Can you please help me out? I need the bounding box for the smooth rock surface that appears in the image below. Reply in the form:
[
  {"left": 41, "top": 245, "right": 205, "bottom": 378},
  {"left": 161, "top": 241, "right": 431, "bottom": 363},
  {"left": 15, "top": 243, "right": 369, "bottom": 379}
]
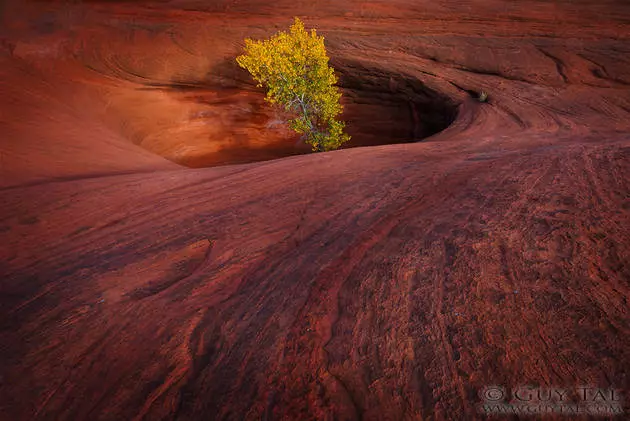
[{"left": 1, "top": 1, "right": 629, "bottom": 420}]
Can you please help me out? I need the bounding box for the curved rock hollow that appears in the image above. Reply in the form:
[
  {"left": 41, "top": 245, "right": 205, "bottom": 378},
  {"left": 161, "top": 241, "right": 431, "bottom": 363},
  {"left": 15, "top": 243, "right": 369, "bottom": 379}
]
[
  {"left": 1, "top": 3, "right": 459, "bottom": 170},
  {"left": 336, "top": 60, "right": 458, "bottom": 147}
]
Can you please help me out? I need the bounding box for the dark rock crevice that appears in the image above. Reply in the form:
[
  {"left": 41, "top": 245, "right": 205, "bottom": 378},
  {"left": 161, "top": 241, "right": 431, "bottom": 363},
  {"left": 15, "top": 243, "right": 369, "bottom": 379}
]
[{"left": 327, "top": 60, "right": 458, "bottom": 148}]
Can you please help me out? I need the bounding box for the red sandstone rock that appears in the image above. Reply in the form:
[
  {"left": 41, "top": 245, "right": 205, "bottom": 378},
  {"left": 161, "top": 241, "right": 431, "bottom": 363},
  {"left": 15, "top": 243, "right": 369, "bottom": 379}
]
[{"left": 1, "top": 1, "right": 629, "bottom": 420}]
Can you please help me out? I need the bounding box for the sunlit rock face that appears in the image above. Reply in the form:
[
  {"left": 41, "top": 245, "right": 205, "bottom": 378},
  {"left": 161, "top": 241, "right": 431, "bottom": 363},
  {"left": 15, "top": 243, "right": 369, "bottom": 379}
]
[{"left": 1, "top": 1, "right": 629, "bottom": 420}]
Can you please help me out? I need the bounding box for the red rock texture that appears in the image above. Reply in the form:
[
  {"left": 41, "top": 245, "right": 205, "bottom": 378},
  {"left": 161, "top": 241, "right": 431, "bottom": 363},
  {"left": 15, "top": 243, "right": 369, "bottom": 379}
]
[{"left": 1, "top": 1, "right": 629, "bottom": 420}]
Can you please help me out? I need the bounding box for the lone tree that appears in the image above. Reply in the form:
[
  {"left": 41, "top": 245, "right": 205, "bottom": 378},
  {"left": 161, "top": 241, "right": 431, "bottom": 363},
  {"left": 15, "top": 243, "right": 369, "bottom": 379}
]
[{"left": 236, "top": 18, "right": 350, "bottom": 152}]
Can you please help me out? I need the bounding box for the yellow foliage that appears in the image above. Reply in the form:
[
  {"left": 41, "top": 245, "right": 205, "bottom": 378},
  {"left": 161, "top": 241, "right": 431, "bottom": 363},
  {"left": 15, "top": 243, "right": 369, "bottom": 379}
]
[{"left": 236, "top": 17, "right": 350, "bottom": 151}]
